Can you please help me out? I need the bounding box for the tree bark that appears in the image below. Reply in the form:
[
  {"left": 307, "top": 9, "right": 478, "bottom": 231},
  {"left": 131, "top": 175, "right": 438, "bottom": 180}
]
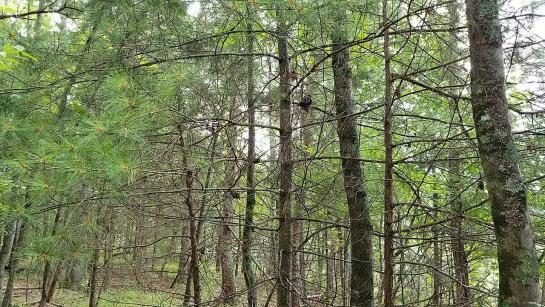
[
  {"left": 1, "top": 219, "right": 23, "bottom": 307},
  {"left": 445, "top": 3, "right": 472, "bottom": 305},
  {"left": 275, "top": 6, "right": 293, "bottom": 307},
  {"left": 449, "top": 148, "right": 471, "bottom": 306},
  {"left": 170, "top": 225, "right": 188, "bottom": 288},
  {"left": 331, "top": 10, "right": 374, "bottom": 307},
  {"left": 291, "top": 106, "right": 310, "bottom": 307},
  {"left": 46, "top": 264, "right": 62, "bottom": 302},
  {"left": 382, "top": 0, "right": 395, "bottom": 305},
  {"left": 218, "top": 108, "right": 237, "bottom": 303},
  {"left": 465, "top": 0, "right": 540, "bottom": 304},
  {"left": 0, "top": 220, "right": 17, "bottom": 299},
  {"left": 432, "top": 194, "right": 442, "bottom": 306},
  {"left": 177, "top": 125, "right": 201, "bottom": 306},
  {"left": 39, "top": 208, "right": 62, "bottom": 307},
  {"left": 242, "top": 3, "right": 258, "bottom": 305},
  {"left": 88, "top": 248, "right": 99, "bottom": 307},
  {"left": 541, "top": 272, "right": 545, "bottom": 306},
  {"left": 186, "top": 163, "right": 200, "bottom": 306}
]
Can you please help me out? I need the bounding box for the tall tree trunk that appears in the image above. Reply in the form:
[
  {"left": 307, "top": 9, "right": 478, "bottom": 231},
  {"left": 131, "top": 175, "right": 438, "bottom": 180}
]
[
  {"left": 331, "top": 9, "right": 374, "bottom": 307},
  {"left": 541, "top": 272, "right": 545, "bottom": 306},
  {"left": 46, "top": 264, "right": 62, "bottom": 302},
  {"left": 39, "top": 208, "right": 62, "bottom": 307},
  {"left": 325, "top": 229, "right": 334, "bottom": 304},
  {"left": 218, "top": 108, "right": 237, "bottom": 303},
  {"left": 465, "top": 0, "right": 540, "bottom": 304},
  {"left": 291, "top": 215, "right": 301, "bottom": 307},
  {"left": 185, "top": 150, "right": 200, "bottom": 306},
  {"left": 446, "top": 3, "right": 471, "bottom": 305},
  {"left": 33, "top": 0, "right": 46, "bottom": 34},
  {"left": 0, "top": 220, "right": 17, "bottom": 298},
  {"left": 242, "top": 4, "right": 257, "bottom": 305},
  {"left": 275, "top": 6, "right": 293, "bottom": 307},
  {"left": 449, "top": 146, "right": 471, "bottom": 306},
  {"left": 1, "top": 219, "right": 23, "bottom": 307},
  {"left": 432, "top": 194, "right": 442, "bottom": 306},
  {"left": 177, "top": 124, "right": 200, "bottom": 306},
  {"left": 292, "top": 106, "right": 310, "bottom": 307},
  {"left": 170, "top": 225, "right": 188, "bottom": 288},
  {"left": 382, "top": 0, "right": 395, "bottom": 305},
  {"left": 88, "top": 248, "right": 99, "bottom": 307}
]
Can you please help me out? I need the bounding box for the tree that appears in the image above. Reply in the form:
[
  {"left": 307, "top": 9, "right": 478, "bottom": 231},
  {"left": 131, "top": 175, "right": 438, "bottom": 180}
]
[
  {"left": 331, "top": 7, "right": 374, "bottom": 307},
  {"left": 275, "top": 4, "right": 293, "bottom": 307},
  {"left": 242, "top": 3, "right": 258, "bottom": 306},
  {"left": 382, "top": 0, "right": 395, "bottom": 305},
  {"left": 465, "top": 0, "right": 540, "bottom": 304}
]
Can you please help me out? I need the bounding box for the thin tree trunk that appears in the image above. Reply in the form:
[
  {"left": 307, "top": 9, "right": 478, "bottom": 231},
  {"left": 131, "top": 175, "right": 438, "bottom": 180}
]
[
  {"left": 88, "top": 248, "right": 99, "bottom": 307},
  {"left": 449, "top": 145, "right": 471, "bottom": 306},
  {"left": 275, "top": 6, "right": 293, "bottom": 307},
  {"left": 182, "top": 273, "right": 192, "bottom": 307},
  {"left": 33, "top": 0, "right": 46, "bottom": 34},
  {"left": 446, "top": 3, "right": 471, "bottom": 305},
  {"left": 331, "top": 10, "right": 374, "bottom": 306},
  {"left": 292, "top": 106, "right": 310, "bottom": 307},
  {"left": 325, "top": 229, "right": 333, "bottom": 304},
  {"left": 190, "top": 182, "right": 200, "bottom": 302},
  {"left": 170, "top": 226, "right": 188, "bottom": 288},
  {"left": 1, "top": 219, "right": 23, "bottom": 307},
  {"left": 218, "top": 107, "right": 237, "bottom": 303},
  {"left": 46, "top": 264, "right": 62, "bottom": 302},
  {"left": 39, "top": 208, "right": 62, "bottom": 307},
  {"left": 176, "top": 123, "right": 200, "bottom": 306},
  {"left": 465, "top": 0, "right": 540, "bottom": 304},
  {"left": 541, "top": 273, "right": 545, "bottom": 306},
  {"left": 242, "top": 4, "right": 258, "bottom": 302},
  {"left": 291, "top": 206, "right": 302, "bottom": 307},
  {"left": 382, "top": 0, "right": 395, "bottom": 305},
  {"left": 0, "top": 220, "right": 17, "bottom": 298},
  {"left": 432, "top": 194, "right": 442, "bottom": 306}
]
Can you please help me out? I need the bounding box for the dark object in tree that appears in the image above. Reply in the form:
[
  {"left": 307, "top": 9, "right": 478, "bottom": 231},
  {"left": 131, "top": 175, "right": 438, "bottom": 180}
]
[
  {"left": 229, "top": 189, "right": 240, "bottom": 199},
  {"left": 287, "top": 71, "right": 298, "bottom": 83},
  {"left": 477, "top": 179, "right": 484, "bottom": 191},
  {"left": 186, "top": 170, "right": 195, "bottom": 184},
  {"left": 393, "top": 87, "right": 401, "bottom": 100},
  {"left": 299, "top": 93, "right": 312, "bottom": 112}
]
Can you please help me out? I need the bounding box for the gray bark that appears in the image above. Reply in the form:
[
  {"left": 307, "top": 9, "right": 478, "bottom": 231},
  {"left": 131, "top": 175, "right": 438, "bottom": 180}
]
[
  {"left": 275, "top": 6, "right": 293, "bottom": 307},
  {"left": 242, "top": 2, "right": 258, "bottom": 305},
  {"left": 0, "top": 221, "right": 17, "bottom": 299},
  {"left": 465, "top": 0, "right": 540, "bottom": 304},
  {"left": 331, "top": 9, "right": 374, "bottom": 306},
  {"left": 218, "top": 108, "right": 237, "bottom": 303},
  {"left": 382, "top": 0, "right": 395, "bottom": 305},
  {"left": 1, "top": 219, "right": 23, "bottom": 307}
]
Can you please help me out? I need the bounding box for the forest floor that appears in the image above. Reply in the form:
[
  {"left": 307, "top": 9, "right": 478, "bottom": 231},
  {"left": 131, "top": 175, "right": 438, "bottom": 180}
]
[
  {"left": 9, "top": 272, "right": 183, "bottom": 307},
  {"left": 6, "top": 260, "right": 285, "bottom": 306},
  {"left": 11, "top": 284, "right": 183, "bottom": 307}
]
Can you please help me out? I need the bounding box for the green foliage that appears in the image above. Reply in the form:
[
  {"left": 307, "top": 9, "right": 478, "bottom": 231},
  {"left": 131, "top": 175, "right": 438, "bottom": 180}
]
[{"left": 0, "top": 43, "right": 36, "bottom": 71}]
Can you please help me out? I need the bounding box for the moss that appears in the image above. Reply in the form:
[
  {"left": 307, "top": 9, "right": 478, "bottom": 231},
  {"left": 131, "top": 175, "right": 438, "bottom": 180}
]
[
  {"left": 504, "top": 141, "right": 519, "bottom": 164},
  {"left": 476, "top": 0, "right": 503, "bottom": 44},
  {"left": 477, "top": 0, "right": 498, "bottom": 19},
  {"left": 505, "top": 176, "right": 525, "bottom": 198},
  {"left": 520, "top": 253, "right": 539, "bottom": 285},
  {"left": 480, "top": 134, "right": 492, "bottom": 145}
]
